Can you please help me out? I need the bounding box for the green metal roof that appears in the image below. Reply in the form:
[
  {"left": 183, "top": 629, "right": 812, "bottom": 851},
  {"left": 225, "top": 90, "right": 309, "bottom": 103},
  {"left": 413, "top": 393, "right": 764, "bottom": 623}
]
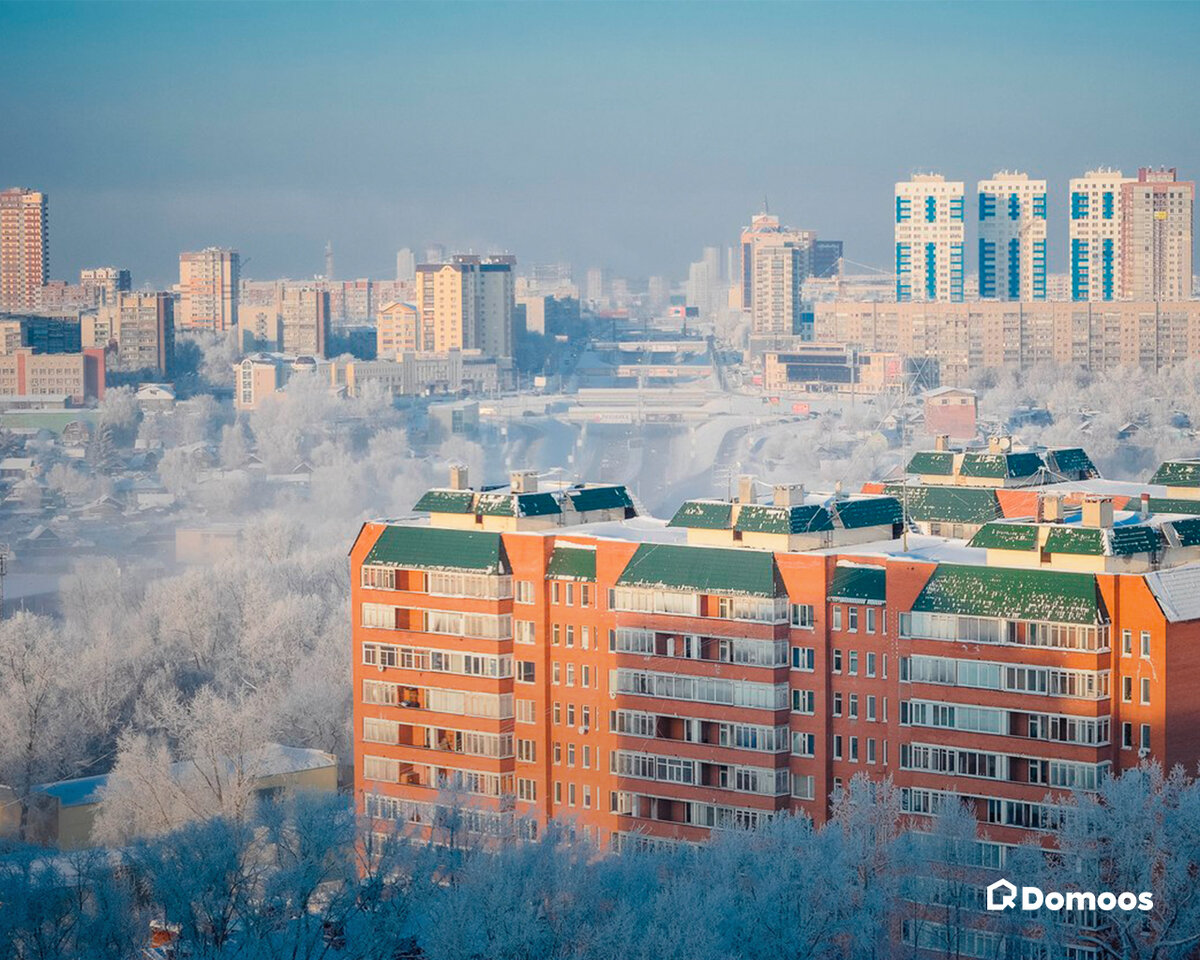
[
  {"left": 886, "top": 484, "right": 1002, "bottom": 524},
  {"left": 474, "top": 491, "right": 562, "bottom": 518},
  {"left": 1107, "top": 525, "right": 1161, "bottom": 556},
  {"left": 1044, "top": 526, "right": 1106, "bottom": 556},
  {"left": 566, "top": 486, "right": 634, "bottom": 513},
  {"left": 668, "top": 500, "right": 733, "bottom": 530},
  {"left": 913, "top": 563, "right": 1105, "bottom": 625},
  {"left": 834, "top": 497, "right": 904, "bottom": 530},
  {"left": 968, "top": 522, "right": 1041, "bottom": 551},
  {"left": 363, "top": 525, "right": 508, "bottom": 574},
  {"left": 907, "top": 451, "right": 955, "bottom": 475},
  {"left": 515, "top": 492, "right": 562, "bottom": 517},
  {"left": 735, "top": 503, "right": 833, "bottom": 534},
  {"left": 1149, "top": 497, "right": 1200, "bottom": 516},
  {"left": 829, "top": 564, "right": 886, "bottom": 604},
  {"left": 1151, "top": 460, "right": 1200, "bottom": 487},
  {"left": 475, "top": 492, "right": 515, "bottom": 516},
  {"left": 960, "top": 451, "right": 1044, "bottom": 479},
  {"left": 616, "top": 543, "right": 782, "bottom": 598},
  {"left": 412, "top": 489, "right": 475, "bottom": 514},
  {"left": 1047, "top": 448, "right": 1098, "bottom": 478},
  {"left": 1168, "top": 517, "right": 1200, "bottom": 547},
  {"left": 546, "top": 545, "right": 597, "bottom": 581}
]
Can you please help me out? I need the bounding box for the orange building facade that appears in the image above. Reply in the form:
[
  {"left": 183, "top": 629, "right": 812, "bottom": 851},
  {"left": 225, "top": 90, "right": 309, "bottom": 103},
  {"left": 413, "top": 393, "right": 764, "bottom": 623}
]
[{"left": 350, "top": 469, "right": 1200, "bottom": 855}]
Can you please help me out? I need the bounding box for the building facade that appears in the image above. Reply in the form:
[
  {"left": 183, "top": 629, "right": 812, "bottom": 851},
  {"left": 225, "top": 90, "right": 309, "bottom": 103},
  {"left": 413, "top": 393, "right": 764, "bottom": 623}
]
[
  {"left": 376, "top": 301, "right": 421, "bottom": 358},
  {"left": 178, "top": 247, "right": 240, "bottom": 332},
  {"left": 79, "top": 267, "right": 131, "bottom": 307},
  {"left": 1069, "top": 169, "right": 1133, "bottom": 301},
  {"left": 278, "top": 287, "right": 330, "bottom": 358},
  {"left": 351, "top": 469, "right": 1200, "bottom": 860},
  {"left": 895, "top": 175, "right": 965, "bottom": 303},
  {"left": 740, "top": 213, "right": 816, "bottom": 335},
  {"left": 977, "top": 172, "right": 1047, "bottom": 301},
  {"left": 96, "top": 291, "right": 175, "bottom": 376},
  {"left": 0, "top": 188, "right": 49, "bottom": 312},
  {"left": 0, "top": 347, "right": 104, "bottom": 403},
  {"left": 416, "top": 255, "right": 514, "bottom": 358},
  {"left": 1120, "top": 167, "right": 1194, "bottom": 302}
]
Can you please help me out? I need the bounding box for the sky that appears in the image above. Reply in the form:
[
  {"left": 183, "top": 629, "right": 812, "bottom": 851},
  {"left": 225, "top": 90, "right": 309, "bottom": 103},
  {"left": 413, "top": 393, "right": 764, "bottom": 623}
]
[{"left": 3, "top": 1, "right": 1200, "bottom": 288}]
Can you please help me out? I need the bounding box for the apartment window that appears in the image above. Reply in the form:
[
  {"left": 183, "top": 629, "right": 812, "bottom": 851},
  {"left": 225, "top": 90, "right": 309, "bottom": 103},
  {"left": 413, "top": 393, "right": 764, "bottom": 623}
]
[
  {"left": 517, "top": 779, "right": 536, "bottom": 801},
  {"left": 515, "top": 580, "right": 534, "bottom": 604},
  {"left": 552, "top": 662, "right": 561, "bottom": 685},
  {"left": 517, "top": 700, "right": 536, "bottom": 724},
  {"left": 516, "top": 661, "right": 536, "bottom": 684},
  {"left": 582, "top": 745, "right": 591, "bottom": 768},
  {"left": 849, "top": 737, "right": 859, "bottom": 762},
  {"left": 566, "top": 583, "right": 575, "bottom": 606},
  {"left": 515, "top": 620, "right": 536, "bottom": 644},
  {"left": 848, "top": 608, "right": 859, "bottom": 633},
  {"left": 566, "top": 704, "right": 576, "bottom": 727},
  {"left": 583, "top": 785, "right": 592, "bottom": 809},
  {"left": 581, "top": 584, "right": 592, "bottom": 607},
  {"left": 867, "top": 695, "right": 877, "bottom": 721},
  {"left": 1122, "top": 722, "right": 1133, "bottom": 749},
  {"left": 793, "top": 731, "right": 815, "bottom": 757},
  {"left": 866, "top": 652, "right": 877, "bottom": 678},
  {"left": 517, "top": 739, "right": 536, "bottom": 762},
  {"left": 581, "top": 706, "right": 591, "bottom": 730},
  {"left": 566, "top": 664, "right": 576, "bottom": 687},
  {"left": 552, "top": 624, "right": 561, "bottom": 646},
  {"left": 554, "top": 781, "right": 562, "bottom": 803},
  {"left": 866, "top": 607, "right": 877, "bottom": 634},
  {"left": 552, "top": 582, "right": 561, "bottom": 604},
  {"left": 832, "top": 606, "right": 843, "bottom": 631},
  {"left": 1122, "top": 676, "right": 1133, "bottom": 702},
  {"left": 568, "top": 783, "right": 576, "bottom": 807},
  {"left": 833, "top": 693, "right": 843, "bottom": 717},
  {"left": 553, "top": 702, "right": 561, "bottom": 724},
  {"left": 566, "top": 625, "right": 575, "bottom": 648},
  {"left": 567, "top": 744, "right": 576, "bottom": 767},
  {"left": 882, "top": 654, "right": 888, "bottom": 679},
  {"left": 791, "top": 603, "right": 815, "bottom": 629},
  {"left": 851, "top": 693, "right": 861, "bottom": 719},
  {"left": 553, "top": 742, "right": 562, "bottom": 764},
  {"left": 1141, "top": 631, "right": 1151, "bottom": 659},
  {"left": 792, "top": 689, "right": 815, "bottom": 714},
  {"left": 881, "top": 607, "right": 887, "bottom": 635},
  {"left": 582, "top": 665, "right": 591, "bottom": 688},
  {"left": 1122, "top": 629, "right": 1132, "bottom": 656},
  {"left": 792, "top": 646, "right": 815, "bottom": 671},
  {"left": 848, "top": 651, "right": 858, "bottom": 676},
  {"left": 833, "top": 735, "right": 843, "bottom": 760},
  {"left": 608, "top": 629, "right": 617, "bottom": 652},
  {"left": 792, "top": 774, "right": 815, "bottom": 800},
  {"left": 867, "top": 738, "right": 877, "bottom": 764},
  {"left": 581, "top": 626, "right": 590, "bottom": 650},
  {"left": 1140, "top": 724, "right": 1151, "bottom": 751},
  {"left": 833, "top": 649, "right": 843, "bottom": 673},
  {"left": 1141, "top": 678, "right": 1151, "bottom": 705}
]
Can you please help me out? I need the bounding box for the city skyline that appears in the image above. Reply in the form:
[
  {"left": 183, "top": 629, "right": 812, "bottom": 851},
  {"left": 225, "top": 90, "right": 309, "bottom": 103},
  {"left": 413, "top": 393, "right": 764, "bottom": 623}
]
[{"left": 4, "top": 1, "right": 1200, "bottom": 286}]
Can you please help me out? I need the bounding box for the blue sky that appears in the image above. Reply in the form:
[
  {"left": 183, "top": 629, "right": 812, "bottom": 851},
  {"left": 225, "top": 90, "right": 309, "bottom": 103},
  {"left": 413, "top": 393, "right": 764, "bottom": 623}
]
[{"left": 3, "top": 1, "right": 1199, "bottom": 287}]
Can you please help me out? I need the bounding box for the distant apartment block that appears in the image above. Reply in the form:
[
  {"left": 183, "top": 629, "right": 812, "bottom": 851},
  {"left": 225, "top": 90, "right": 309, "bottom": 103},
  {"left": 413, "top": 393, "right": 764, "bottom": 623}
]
[
  {"left": 0, "top": 347, "right": 104, "bottom": 403},
  {"left": 376, "top": 301, "right": 421, "bottom": 357},
  {"left": 740, "top": 213, "right": 815, "bottom": 335},
  {"left": 895, "top": 175, "right": 965, "bottom": 302},
  {"left": 331, "top": 351, "right": 500, "bottom": 399},
  {"left": 79, "top": 267, "right": 131, "bottom": 306},
  {"left": 234, "top": 353, "right": 324, "bottom": 411},
  {"left": 416, "top": 254, "right": 515, "bottom": 359},
  {"left": 812, "top": 239, "right": 844, "bottom": 280},
  {"left": 178, "top": 247, "right": 240, "bottom": 332},
  {"left": 813, "top": 299, "right": 1200, "bottom": 386},
  {"left": 763, "top": 344, "right": 921, "bottom": 396},
  {"left": 92, "top": 291, "right": 175, "bottom": 376},
  {"left": 1069, "top": 168, "right": 1133, "bottom": 301},
  {"left": 278, "top": 287, "right": 330, "bottom": 358},
  {"left": 977, "top": 172, "right": 1047, "bottom": 301},
  {"left": 1121, "top": 167, "right": 1194, "bottom": 302},
  {"left": 0, "top": 188, "right": 49, "bottom": 312}
]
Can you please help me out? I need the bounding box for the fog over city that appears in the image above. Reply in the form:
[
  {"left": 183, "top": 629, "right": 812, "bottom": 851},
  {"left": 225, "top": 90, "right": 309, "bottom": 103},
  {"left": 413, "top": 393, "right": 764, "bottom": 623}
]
[{"left": 4, "top": 2, "right": 1200, "bottom": 958}]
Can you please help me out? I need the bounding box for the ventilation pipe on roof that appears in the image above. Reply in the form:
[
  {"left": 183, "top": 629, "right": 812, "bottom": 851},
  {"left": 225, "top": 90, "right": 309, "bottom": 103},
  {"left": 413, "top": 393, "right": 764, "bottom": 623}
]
[
  {"left": 1043, "top": 494, "right": 1064, "bottom": 523},
  {"left": 1081, "top": 495, "right": 1114, "bottom": 529},
  {"left": 738, "top": 475, "right": 756, "bottom": 504},
  {"left": 448, "top": 463, "right": 469, "bottom": 490}
]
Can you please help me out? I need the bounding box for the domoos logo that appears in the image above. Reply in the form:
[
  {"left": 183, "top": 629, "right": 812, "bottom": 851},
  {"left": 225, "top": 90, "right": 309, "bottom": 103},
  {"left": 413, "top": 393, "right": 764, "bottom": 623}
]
[{"left": 986, "top": 878, "right": 1154, "bottom": 913}]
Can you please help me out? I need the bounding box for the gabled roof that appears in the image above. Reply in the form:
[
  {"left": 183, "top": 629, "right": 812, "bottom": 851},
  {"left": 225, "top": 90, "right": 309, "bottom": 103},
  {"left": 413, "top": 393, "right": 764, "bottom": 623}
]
[
  {"left": 735, "top": 503, "right": 833, "bottom": 535},
  {"left": 913, "top": 563, "right": 1106, "bottom": 625},
  {"left": 1149, "top": 497, "right": 1200, "bottom": 516},
  {"left": 833, "top": 497, "right": 903, "bottom": 529},
  {"left": 1046, "top": 448, "right": 1098, "bottom": 478},
  {"left": 1151, "top": 460, "right": 1200, "bottom": 487},
  {"left": 1166, "top": 516, "right": 1200, "bottom": 548},
  {"left": 616, "top": 543, "right": 781, "bottom": 598},
  {"left": 829, "top": 563, "right": 886, "bottom": 605},
  {"left": 887, "top": 484, "right": 1002, "bottom": 524},
  {"left": 968, "top": 522, "right": 1041, "bottom": 551},
  {"left": 1145, "top": 564, "right": 1200, "bottom": 622},
  {"left": 475, "top": 491, "right": 561, "bottom": 518},
  {"left": 669, "top": 500, "right": 733, "bottom": 530},
  {"left": 412, "top": 489, "right": 476, "bottom": 514},
  {"left": 907, "top": 451, "right": 955, "bottom": 475},
  {"left": 566, "top": 486, "right": 634, "bottom": 513},
  {"left": 363, "top": 525, "right": 508, "bottom": 574},
  {"left": 960, "top": 451, "right": 1045, "bottom": 479},
  {"left": 546, "top": 544, "right": 597, "bottom": 581}
]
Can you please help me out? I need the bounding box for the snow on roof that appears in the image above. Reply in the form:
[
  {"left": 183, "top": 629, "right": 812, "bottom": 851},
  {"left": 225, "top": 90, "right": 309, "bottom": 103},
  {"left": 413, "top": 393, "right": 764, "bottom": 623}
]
[{"left": 1144, "top": 564, "right": 1200, "bottom": 623}]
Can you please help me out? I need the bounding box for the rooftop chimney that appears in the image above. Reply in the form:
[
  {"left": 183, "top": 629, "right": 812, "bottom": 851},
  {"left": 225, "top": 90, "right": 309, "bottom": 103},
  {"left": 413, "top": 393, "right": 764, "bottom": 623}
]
[
  {"left": 773, "top": 483, "right": 805, "bottom": 507},
  {"left": 1141, "top": 492, "right": 1151, "bottom": 520},
  {"left": 510, "top": 470, "right": 538, "bottom": 494},
  {"left": 738, "top": 475, "right": 756, "bottom": 504},
  {"left": 1081, "top": 495, "right": 1114, "bottom": 529},
  {"left": 934, "top": 434, "right": 951, "bottom": 452},
  {"left": 448, "top": 463, "right": 469, "bottom": 491},
  {"left": 1042, "top": 493, "right": 1064, "bottom": 523}
]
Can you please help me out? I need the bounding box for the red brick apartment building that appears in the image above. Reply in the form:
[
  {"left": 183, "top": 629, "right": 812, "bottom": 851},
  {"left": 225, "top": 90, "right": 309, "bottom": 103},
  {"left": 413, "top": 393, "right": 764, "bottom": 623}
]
[{"left": 350, "top": 464, "right": 1200, "bottom": 855}]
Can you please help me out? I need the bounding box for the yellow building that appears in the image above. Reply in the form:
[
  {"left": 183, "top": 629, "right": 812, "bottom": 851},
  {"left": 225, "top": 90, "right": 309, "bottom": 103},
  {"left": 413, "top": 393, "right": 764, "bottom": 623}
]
[
  {"left": 178, "top": 247, "right": 240, "bottom": 332},
  {"left": 376, "top": 301, "right": 421, "bottom": 358},
  {"left": 416, "top": 254, "right": 514, "bottom": 357}
]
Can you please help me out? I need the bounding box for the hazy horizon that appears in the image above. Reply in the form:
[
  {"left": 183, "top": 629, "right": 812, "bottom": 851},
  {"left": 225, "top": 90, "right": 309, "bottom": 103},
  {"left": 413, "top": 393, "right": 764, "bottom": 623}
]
[{"left": 4, "top": 0, "right": 1200, "bottom": 288}]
